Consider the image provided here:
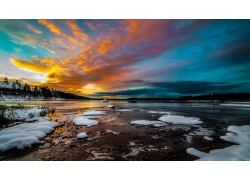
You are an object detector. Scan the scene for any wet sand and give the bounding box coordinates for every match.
[0,107,237,161]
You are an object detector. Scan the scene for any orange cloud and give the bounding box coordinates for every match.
[27,24,42,34]
[10,58,50,73]
[65,20,89,41]
[38,19,62,35]
[86,22,97,31]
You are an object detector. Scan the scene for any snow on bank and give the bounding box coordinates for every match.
[159,115,202,125]
[0,117,59,151]
[130,120,166,127]
[73,117,99,127]
[77,132,88,139]
[82,110,106,116]
[187,125,250,160]
[4,107,45,121]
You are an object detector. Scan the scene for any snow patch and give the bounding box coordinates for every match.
[130,120,166,127]
[4,107,45,121]
[77,132,88,139]
[0,119,59,151]
[187,125,250,160]
[73,116,99,127]
[82,110,106,116]
[204,136,213,141]
[184,134,193,143]
[159,115,202,125]
[122,147,145,159]
[189,127,214,136]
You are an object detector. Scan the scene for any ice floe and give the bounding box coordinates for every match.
[159,115,202,125]
[130,120,166,127]
[73,116,99,127]
[0,117,59,151]
[187,125,250,160]
[204,136,213,141]
[82,110,106,116]
[77,132,88,139]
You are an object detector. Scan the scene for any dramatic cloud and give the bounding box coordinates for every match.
[38,19,62,35]
[1,20,250,97]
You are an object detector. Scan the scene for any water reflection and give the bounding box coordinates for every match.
[1,100,250,125]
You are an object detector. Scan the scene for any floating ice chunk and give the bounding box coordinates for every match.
[204,136,213,141]
[82,110,106,116]
[159,115,202,125]
[73,116,99,127]
[148,111,171,114]
[117,109,133,112]
[130,120,166,127]
[0,120,59,151]
[77,132,88,139]
[187,125,250,161]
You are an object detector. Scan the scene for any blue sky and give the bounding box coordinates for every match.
[0,19,249,98]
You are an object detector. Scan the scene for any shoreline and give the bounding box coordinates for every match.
[0,105,243,161]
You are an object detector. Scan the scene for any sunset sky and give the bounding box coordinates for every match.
[0,19,250,98]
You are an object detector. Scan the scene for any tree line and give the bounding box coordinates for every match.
[1,77,89,99]
[127,92,250,102]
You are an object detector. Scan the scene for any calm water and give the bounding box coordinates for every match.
[2,100,250,125]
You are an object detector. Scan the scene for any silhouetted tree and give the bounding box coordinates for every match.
[2,77,9,95]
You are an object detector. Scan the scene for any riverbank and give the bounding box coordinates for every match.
[1,104,246,161]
